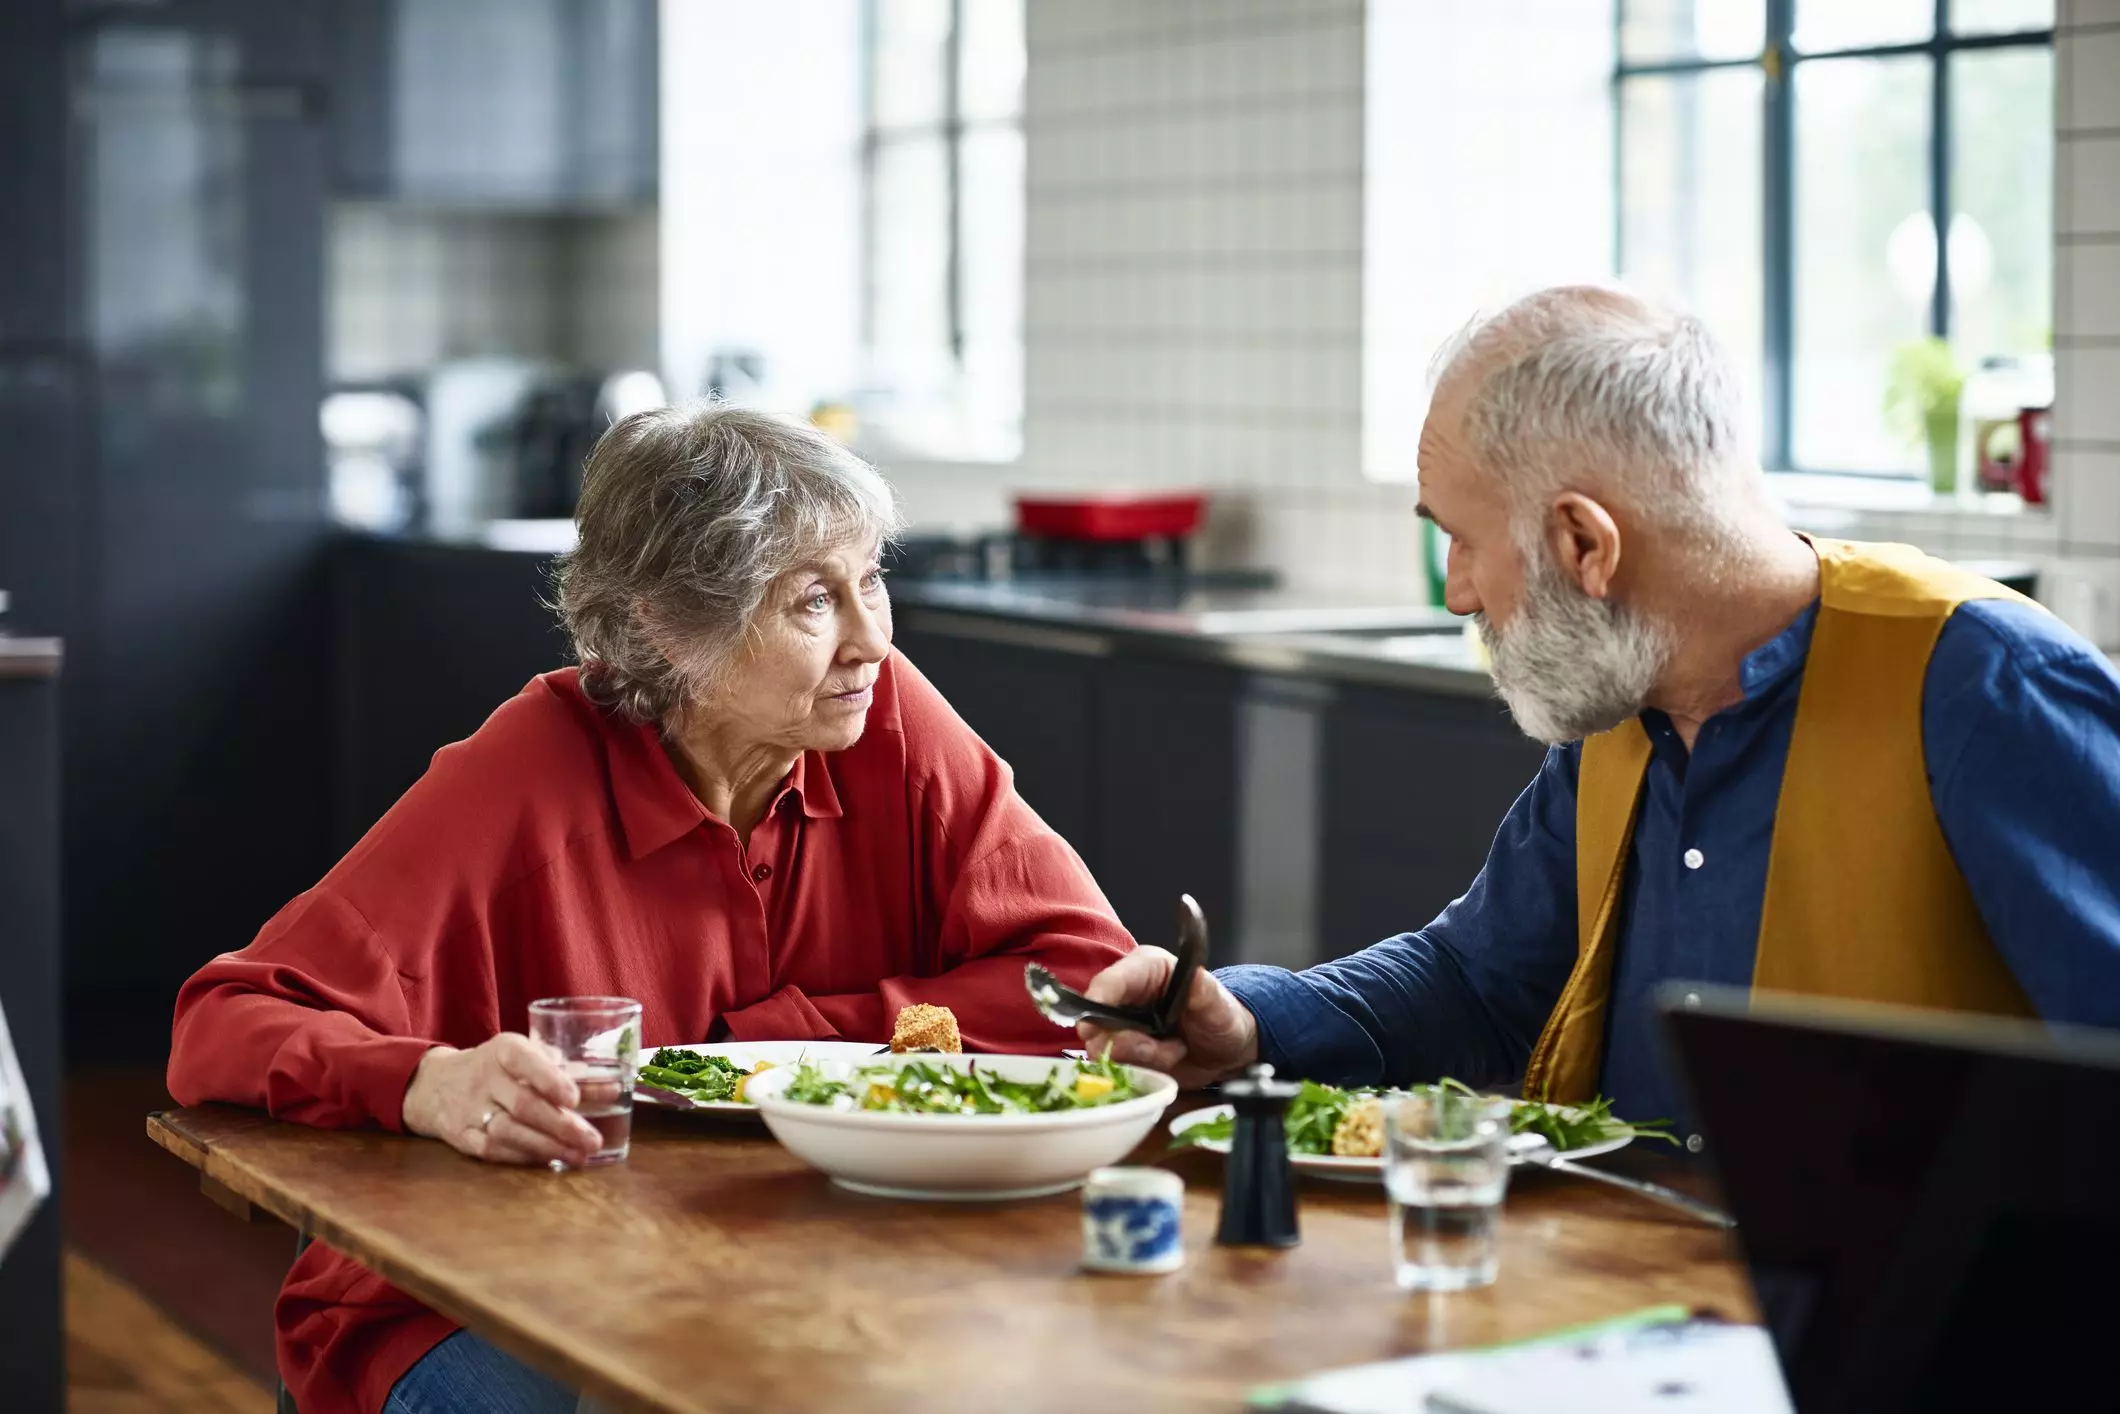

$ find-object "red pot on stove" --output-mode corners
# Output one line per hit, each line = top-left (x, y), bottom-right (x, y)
(1013, 493), (1207, 543)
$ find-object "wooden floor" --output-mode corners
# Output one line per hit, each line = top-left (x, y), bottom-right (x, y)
(66, 1249), (275, 1414)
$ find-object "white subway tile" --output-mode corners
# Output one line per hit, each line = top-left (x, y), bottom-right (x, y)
(2039, 556), (2120, 649)
(2063, 0), (2120, 30)
(2057, 449), (2120, 550)
(2061, 136), (2120, 235)
(2064, 30), (2120, 131)
(2061, 243), (2120, 338)
(2061, 345), (2120, 441)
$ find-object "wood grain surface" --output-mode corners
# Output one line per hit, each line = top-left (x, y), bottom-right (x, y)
(148, 1103), (1755, 1413)
(66, 1249), (275, 1414)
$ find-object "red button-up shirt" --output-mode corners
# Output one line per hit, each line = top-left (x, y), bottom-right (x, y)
(166, 654), (1133, 1414)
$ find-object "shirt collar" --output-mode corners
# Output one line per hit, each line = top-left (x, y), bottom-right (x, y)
(1738, 599), (1820, 700)
(603, 716), (710, 860)
(775, 750), (844, 821)
(602, 717), (844, 861)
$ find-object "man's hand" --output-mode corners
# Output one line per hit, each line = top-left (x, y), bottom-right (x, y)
(1077, 946), (1260, 1089)
(401, 1034), (601, 1167)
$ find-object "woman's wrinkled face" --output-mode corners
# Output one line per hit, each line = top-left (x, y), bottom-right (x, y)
(714, 540), (893, 755)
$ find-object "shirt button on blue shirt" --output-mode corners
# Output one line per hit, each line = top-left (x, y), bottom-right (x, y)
(1683, 848), (1705, 870)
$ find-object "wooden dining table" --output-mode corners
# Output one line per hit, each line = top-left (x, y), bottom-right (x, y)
(147, 1100), (1757, 1413)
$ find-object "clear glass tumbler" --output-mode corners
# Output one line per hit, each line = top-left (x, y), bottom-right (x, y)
(1384, 1086), (1514, 1291)
(527, 996), (642, 1169)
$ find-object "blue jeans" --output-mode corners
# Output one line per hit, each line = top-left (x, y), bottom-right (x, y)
(385, 1330), (578, 1414)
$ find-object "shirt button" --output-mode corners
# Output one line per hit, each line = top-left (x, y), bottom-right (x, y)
(1682, 848), (1705, 871)
(1686, 1133), (1705, 1154)
(751, 864), (772, 883)
(1682, 991), (1702, 1008)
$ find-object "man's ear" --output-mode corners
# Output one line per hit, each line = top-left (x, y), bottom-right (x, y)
(1547, 492), (1623, 600)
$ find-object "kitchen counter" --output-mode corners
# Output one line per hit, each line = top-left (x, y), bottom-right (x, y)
(370, 520), (1501, 698)
(890, 580), (1497, 699)
(0, 636), (62, 679)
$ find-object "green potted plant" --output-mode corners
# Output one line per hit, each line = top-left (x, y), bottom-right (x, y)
(1884, 338), (1966, 495)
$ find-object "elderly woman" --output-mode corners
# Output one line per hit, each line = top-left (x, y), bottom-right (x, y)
(167, 405), (1134, 1414)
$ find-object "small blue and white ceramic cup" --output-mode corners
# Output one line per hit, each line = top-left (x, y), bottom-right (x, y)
(1081, 1166), (1184, 1274)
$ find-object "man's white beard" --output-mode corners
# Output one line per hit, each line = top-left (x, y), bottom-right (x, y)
(1478, 551), (1672, 746)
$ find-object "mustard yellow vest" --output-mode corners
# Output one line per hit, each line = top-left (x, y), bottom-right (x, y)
(1520, 537), (2037, 1103)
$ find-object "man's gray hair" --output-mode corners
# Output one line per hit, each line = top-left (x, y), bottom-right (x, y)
(554, 402), (903, 726)
(1430, 286), (1756, 554)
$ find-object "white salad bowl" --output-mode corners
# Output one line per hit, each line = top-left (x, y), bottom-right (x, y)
(745, 1052), (1179, 1201)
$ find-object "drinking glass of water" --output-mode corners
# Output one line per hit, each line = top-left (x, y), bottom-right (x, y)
(527, 996), (642, 1170)
(1383, 1086), (1513, 1291)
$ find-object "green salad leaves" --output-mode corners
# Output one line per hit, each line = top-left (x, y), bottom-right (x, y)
(1170, 1077), (1674, 1155)
(780, 1052), (1142, 1115)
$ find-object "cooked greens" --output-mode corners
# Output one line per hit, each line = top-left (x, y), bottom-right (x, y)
(780, 1052), (1142, 1115)
(1170, 1077), (1674, 1156)
(639, 1048), (754, 1103)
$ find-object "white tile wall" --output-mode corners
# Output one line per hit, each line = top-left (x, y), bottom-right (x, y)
(2048, 15), (2120, 643)
(328, 204), (658, 382)
(2065, 28), (2120, 130)
(2063, 0), (2120, 29)
(2058, 241), (2120, 338)
(893, 0), (1419, 598)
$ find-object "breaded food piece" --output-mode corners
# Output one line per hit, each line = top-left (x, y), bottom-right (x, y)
(1331, 1097), (1384, 1157)
(890, 1003), (962, 1053)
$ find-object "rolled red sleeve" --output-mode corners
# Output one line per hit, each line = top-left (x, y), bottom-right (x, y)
(718, 985), (839, 1042)
(168, 889), (437, 1131)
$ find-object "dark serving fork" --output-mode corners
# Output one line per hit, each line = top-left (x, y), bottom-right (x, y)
(1024, 893), (1209, 1040)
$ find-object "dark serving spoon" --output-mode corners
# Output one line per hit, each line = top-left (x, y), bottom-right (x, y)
(1024, 893), (1209, 1039)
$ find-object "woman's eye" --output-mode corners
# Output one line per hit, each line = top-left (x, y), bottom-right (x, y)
(861, 567), (886, 592)
(805, 591), (832, 614)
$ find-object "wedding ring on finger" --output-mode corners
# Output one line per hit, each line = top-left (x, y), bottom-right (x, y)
(478, 1106), (498, 1132)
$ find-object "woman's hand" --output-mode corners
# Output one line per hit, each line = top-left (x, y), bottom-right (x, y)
(1077, 946), (1261, 1090)
(400, 1034), (602, 1167)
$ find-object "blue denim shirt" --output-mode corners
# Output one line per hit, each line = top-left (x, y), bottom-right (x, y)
(1220, 599), (2120, 1128)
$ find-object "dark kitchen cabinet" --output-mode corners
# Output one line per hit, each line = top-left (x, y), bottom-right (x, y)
(891, 624), (1099, 859)
(1091, 657), (1241, 955)
(332, 538), (573, 848)
(892, 623), (1243, 955)
(329, 0), (658, 206)
(0, 662), (64, 1414)
(1318, 684), (1545, 960)
(0, 2), (69, 346)
(59, 0), (338, 993)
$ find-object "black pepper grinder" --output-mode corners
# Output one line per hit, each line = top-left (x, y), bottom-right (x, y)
(1215, 1063), (1301, 1248)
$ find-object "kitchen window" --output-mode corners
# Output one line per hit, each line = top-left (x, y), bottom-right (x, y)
(1617, 0), (2054, 477)
(858, 0), (1024, 462)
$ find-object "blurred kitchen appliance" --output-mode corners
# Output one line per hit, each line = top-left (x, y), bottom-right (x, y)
(888, 487), (1267, 589)
(496, 370), (602, 520)
(321, 386), (422, 532)
(1009, 492), (1211, 578)
(1961, 354), (2054, 498)
(492, 367), (666, 520)
(1015, 492), (1207, 541)
(2016, 404), (2051, 507)
(423, 357), (545, 534)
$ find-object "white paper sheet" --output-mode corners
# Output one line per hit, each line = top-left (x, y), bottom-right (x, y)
(0, 1001), (51, 1263)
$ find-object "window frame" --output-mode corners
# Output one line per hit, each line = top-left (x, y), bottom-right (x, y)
(1614, 0), (2055, 477)
(858, 0), (1022, 377)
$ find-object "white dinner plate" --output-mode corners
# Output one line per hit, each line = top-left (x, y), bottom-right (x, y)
(1167, 1101), (1634, 1184)
(635, 1041), (885, 1114)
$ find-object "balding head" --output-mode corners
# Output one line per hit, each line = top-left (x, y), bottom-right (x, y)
(1428, 285), (1758, 555)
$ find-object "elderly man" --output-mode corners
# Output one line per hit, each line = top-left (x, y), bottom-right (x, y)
(1084, 285), (2120, 1130)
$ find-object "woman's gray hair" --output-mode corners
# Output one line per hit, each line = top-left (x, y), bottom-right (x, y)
(1430, 286), (1757, 558)
(553, 402), (903, 726)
